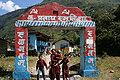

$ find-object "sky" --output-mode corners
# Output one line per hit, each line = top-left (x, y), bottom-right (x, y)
(0, 0), (43, 15)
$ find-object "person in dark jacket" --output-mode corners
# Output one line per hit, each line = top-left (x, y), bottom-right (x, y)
(54, 51), (62, 80)
(36, 55), (48, 80)
(49, 49), (57, 80)
(49, 49), (62, 80)
(59, 54), (70, 80)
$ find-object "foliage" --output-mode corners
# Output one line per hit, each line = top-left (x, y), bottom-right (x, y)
(94, 7), (120, 56)
(0, 56), (120, 79)
(0, 9), (25, 40)
(0, 0), (120, 56)
(69, 56), (120, 80)
(97, 56), (120, 80)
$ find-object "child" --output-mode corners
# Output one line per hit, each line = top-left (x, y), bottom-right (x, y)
(36, 55), (48, 80)
(49, 49), (62, 80)
(59, 54), (71, 80)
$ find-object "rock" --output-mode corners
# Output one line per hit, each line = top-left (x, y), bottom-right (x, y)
(110, 70), (114, 73)
(8, 65), (10, 67)
(73, 75), (81, 78)
(8, 76), (10, 79)
(70, 75), (82, 80)
(119, 78), (120, 80)
(96, 57), (101, 61)
(69, 77), (74, 80)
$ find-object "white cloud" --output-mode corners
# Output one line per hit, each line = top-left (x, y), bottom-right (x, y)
(0, 0), (21, 12)
(0, 1), (2, 8)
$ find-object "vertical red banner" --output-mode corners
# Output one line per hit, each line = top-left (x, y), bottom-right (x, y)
(85, 27), (96, 57)
(85, 27), (96, 67)
(14, 27), (30, 79)
(15, 27), (28, 56)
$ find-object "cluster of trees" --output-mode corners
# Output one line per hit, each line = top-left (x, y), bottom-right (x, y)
(94, 6), (120, 56)
(41, 0), (120, 56)
(0, 0), (120, 56)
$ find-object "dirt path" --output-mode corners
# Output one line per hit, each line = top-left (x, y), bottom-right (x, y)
(29, 55), (82, 80)
(29, 55), (66, 80)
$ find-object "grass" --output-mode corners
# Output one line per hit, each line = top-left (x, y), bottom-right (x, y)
(0, 57), (14, 80)
(0, 56), (120, 80)
(69, 56), (120, 80)
(97, 56), (120, 80)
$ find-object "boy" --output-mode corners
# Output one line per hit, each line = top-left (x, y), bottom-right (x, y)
(59, 54), (71, 80)
(36, 55), (48, 80)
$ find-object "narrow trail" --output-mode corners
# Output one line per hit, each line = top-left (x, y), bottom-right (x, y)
(29, 55), (81, 80)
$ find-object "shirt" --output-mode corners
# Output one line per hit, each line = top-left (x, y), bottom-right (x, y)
(36, 59), (47, 70)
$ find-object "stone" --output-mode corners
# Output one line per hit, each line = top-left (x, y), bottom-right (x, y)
(69, 77), (75, 80)
(73, 75), (81, 78)
(73, 75), (82, 80)
(96, 57), (101, 61)
(110, 70), (114, 73)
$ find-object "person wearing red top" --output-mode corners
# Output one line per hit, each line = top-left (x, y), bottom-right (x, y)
(59, 54), (70, 80)
(54, 51), (62, 80)
(36, 55), (48, 80)
(49, 49), (62, 80)
(49, 49), (57, 80)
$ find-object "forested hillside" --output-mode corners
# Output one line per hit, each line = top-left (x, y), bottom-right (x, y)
(0, 9), (25, 40)
(0, 0), (120, 55)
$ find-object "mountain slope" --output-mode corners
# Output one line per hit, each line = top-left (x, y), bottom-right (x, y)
(0, 9), (25, 39)
(0, 0), (120, 55)
(0, 0), (119, 39)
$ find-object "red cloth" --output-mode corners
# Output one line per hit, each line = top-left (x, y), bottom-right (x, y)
(50, 53), (62, 80)
(60, 57), (69, 80)
(61, 57), (69, 70)
(36, 59), (47, 70)
(50, 53), (61, 73)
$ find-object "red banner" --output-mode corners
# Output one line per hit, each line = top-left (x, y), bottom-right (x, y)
(85, 27), (96, 56)
(15, 27), (28, 56)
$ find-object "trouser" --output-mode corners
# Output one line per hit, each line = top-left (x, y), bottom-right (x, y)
(56, 73), (60, 80)
(50, 66), (60, 80)
(49, 68), (53, 80)
(55, 65), (60, 80)
(51, 73), (60, 80)
(50, 65), (55, 80)
(63, 72), (68, 80)
(37, 68), (46, 80)
(62, 69), (69, 80)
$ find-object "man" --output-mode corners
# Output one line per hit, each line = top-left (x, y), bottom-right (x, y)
(36, 55), (48, 80)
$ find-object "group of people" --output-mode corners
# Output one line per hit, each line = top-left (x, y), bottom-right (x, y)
(36, 49), (71, 80)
